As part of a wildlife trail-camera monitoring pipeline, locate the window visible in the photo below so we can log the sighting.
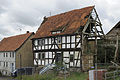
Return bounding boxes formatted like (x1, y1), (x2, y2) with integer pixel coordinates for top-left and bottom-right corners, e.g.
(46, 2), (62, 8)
(6, 62), (8, 67)
(70, 55), (74, 62)
(84, 15), (89, 19)
(12, 52), (14, 58)
(39, 39), (45, 46)
(42, 53), (45, 59)
(67, 36), (70, 43)
(34, 40), (38, 46)
(38, 53), (41, 59)
(52, 32), (56, 34)
(12, 63), (14, 67)
(10, 52), (11, 57)
(3, 62), (5, 67)
(6, 53), (8, 57)
(51, 31), (62, 34)
(38, 53), (45, 59)
(5, 71), (7, 75)
(57, 37), (61, 44)
(3, 53), (5, 57)
(35, 53), (37, 58)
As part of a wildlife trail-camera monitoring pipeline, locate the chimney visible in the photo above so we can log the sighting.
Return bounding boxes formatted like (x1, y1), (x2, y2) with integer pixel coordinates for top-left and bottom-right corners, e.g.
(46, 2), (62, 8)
(26, 31), (29, 33)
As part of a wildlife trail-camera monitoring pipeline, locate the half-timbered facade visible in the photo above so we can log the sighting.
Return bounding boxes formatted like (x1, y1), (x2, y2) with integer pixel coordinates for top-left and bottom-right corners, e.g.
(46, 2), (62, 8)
(32, 6), (104, 71)
(0, 32), (34, 75)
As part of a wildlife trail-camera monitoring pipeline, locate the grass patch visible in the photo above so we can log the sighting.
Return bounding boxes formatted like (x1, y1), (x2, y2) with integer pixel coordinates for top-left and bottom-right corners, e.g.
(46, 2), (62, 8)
(66, 72), (88, 80)
(16, 72), (88, 80)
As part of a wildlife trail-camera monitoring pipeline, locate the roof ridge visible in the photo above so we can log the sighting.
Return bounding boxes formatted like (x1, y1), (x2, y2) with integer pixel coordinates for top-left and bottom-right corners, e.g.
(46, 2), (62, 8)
(0, 32), (34, 51)
(4, 32), (33, 39)
(46, 6), (94, 18)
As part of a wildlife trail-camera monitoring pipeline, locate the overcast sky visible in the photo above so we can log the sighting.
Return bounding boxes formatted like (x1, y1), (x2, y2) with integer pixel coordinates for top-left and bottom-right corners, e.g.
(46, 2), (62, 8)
(0, 0), (120, 40)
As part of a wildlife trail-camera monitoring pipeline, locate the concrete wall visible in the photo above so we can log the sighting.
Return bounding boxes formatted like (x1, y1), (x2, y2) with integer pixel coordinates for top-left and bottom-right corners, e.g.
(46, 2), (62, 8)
(15, 34), (34, 69)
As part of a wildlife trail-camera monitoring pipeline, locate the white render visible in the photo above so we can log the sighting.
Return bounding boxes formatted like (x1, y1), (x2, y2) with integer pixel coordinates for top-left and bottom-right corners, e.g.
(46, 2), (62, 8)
(0, 51), (15, 76)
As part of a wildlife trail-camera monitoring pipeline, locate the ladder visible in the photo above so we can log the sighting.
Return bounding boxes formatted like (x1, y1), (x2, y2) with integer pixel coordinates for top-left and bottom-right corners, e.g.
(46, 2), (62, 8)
(39, 64), (56, 74)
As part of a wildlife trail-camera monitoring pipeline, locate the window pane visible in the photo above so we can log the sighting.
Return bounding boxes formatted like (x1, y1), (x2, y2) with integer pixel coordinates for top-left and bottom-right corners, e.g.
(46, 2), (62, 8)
(38, 53), (41, 59)
(12, 52), (14, 58)
(3, 53), (5, 57)
(42, 53), (45, 59)
(67, 36), (70, 43)
(34, 40), (38, 46)
(6, 53), (8, 57)
(70, 55), (74, 62)
(62, 37), (65, 43)
(10, 52), (11, 57)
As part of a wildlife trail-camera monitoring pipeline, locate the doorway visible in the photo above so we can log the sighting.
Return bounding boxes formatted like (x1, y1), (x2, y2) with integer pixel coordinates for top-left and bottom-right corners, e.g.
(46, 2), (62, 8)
(55, 52), (63, 63)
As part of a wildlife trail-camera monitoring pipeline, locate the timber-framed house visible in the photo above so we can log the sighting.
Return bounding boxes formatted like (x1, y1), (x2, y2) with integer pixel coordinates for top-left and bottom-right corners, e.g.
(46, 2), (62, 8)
(32, 6), (105, 71)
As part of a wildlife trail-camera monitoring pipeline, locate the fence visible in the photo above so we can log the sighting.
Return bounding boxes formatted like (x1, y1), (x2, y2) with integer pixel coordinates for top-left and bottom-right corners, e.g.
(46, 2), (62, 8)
(105, 70), (120, 80)
(94, 63), (120, 80)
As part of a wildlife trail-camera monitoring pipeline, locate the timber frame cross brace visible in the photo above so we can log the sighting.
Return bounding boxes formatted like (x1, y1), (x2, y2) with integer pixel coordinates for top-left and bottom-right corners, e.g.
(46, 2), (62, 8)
(80, 8), (105, 70)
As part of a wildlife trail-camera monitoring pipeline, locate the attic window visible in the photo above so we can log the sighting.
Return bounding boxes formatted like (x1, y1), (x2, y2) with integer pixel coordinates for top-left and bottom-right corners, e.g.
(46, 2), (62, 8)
(84, 15), (89, 19)
(51, 24), (67, 34)
(51, 30), (62, 34)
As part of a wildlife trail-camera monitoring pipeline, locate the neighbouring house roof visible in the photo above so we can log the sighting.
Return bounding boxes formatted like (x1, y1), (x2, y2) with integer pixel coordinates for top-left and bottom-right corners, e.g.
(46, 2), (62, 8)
(0, 32), (34, 52)
(107, 21), (120, 35)
(33, 6), (94, 39)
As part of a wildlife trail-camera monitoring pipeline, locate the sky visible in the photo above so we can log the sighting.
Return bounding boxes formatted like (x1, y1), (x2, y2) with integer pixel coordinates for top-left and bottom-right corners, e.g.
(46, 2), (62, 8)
(0, 0), (120, 40)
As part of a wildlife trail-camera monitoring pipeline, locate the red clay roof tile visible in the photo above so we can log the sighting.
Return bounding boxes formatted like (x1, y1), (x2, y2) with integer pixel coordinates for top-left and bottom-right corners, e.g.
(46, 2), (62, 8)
(33, 6), (94, 39)
(0, 32), (33, 51)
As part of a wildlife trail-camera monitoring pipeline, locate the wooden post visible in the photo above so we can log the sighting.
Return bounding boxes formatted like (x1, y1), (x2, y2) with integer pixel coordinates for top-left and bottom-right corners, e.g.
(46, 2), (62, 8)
(114, 32), (119, 62)
(94, 8), (98, 64)
(81, 34), (84, 71)
(105, 47), (107, 64)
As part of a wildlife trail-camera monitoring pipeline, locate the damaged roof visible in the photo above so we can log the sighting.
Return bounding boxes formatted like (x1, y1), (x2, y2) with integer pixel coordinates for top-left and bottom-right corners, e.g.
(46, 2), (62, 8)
(33, 6), (94, 39)
(107, 21), (120, 35)
(0, 32), (34, 52)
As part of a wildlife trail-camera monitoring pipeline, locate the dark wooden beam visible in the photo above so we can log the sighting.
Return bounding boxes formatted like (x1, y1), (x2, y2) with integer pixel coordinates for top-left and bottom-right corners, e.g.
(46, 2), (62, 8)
(33, 48), (81, 52)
